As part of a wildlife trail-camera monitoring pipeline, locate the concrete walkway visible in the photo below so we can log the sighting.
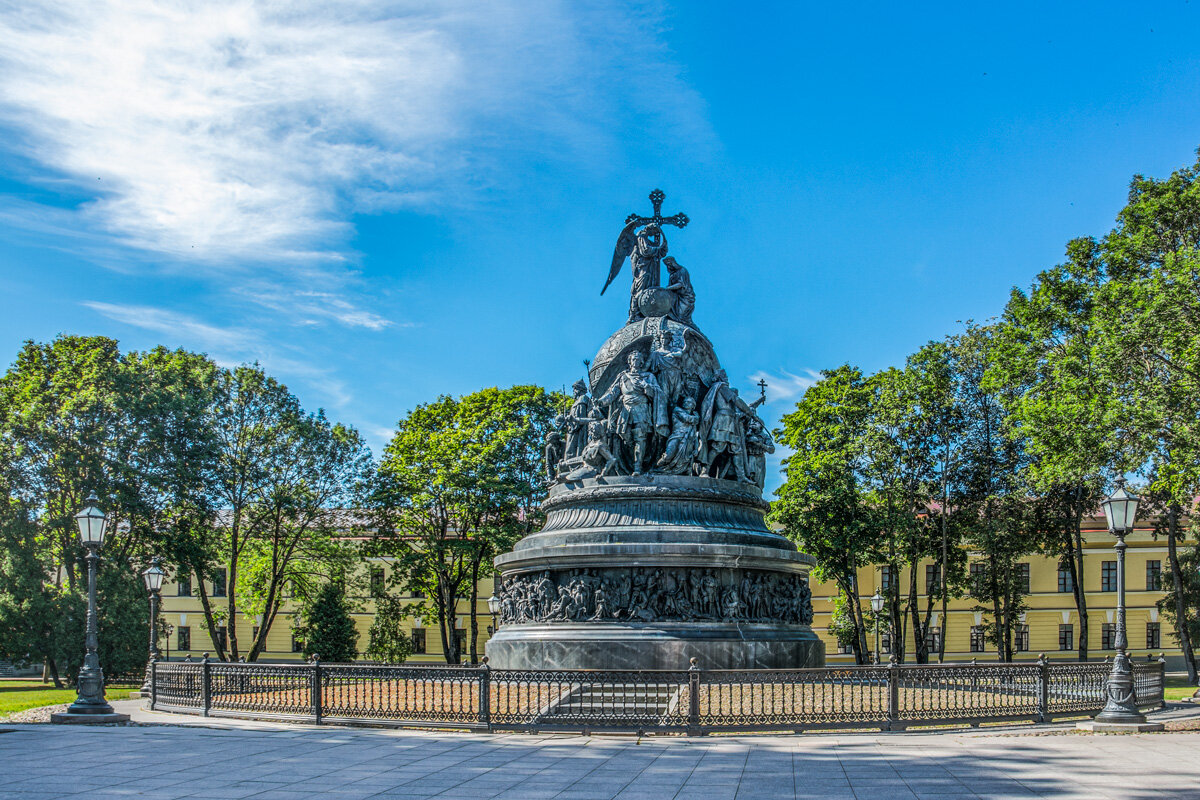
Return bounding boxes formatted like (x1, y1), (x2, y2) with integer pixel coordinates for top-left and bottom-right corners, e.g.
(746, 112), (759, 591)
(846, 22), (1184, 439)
(0, 702), (1197, 799)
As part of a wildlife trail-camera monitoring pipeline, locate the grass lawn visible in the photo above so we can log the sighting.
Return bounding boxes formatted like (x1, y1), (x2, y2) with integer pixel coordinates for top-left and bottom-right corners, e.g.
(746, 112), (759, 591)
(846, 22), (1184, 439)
(0, 679), (137, 718)
(1165, 676), (1198, 702)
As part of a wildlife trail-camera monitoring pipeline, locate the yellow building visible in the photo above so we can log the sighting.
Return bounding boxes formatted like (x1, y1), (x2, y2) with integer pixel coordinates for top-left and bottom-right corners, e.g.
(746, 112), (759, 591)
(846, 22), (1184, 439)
(813, 515), (1189, 670)
(158, 513), (1191, 669)
(157, 561), (499, 665)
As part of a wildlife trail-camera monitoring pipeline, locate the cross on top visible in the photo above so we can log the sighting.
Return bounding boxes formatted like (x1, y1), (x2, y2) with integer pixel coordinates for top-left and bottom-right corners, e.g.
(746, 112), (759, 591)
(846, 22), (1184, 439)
(625, 188), (689, 229)
(757, 378), (768, 403)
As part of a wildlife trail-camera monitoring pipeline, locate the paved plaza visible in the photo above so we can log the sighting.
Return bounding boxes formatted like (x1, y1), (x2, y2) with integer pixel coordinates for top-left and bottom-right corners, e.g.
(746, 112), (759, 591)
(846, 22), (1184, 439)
(0, 702), (1198, 800)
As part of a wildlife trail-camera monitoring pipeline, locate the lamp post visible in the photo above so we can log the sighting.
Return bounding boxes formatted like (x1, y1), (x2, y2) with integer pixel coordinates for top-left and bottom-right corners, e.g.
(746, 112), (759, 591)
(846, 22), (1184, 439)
(870, 590), (884, 665)
(51, 492), (130, 724)
(486, 592), (500, 628)
(140, 557), (166, 696)
(1093, 478), (1155, 727)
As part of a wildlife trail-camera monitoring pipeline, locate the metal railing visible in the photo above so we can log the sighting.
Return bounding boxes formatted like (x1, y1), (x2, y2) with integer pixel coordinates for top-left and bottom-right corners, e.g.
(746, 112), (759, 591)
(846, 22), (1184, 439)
(149, 654), (1166, 734)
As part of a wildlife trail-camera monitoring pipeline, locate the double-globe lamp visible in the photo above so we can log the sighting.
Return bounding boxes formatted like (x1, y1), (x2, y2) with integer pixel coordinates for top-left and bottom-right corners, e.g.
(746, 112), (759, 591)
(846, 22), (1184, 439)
(1094, 478), (1150, 726)
(870, 590), (884, 665)
(51, 492), (130, 723)
(140, 557), (166, 695)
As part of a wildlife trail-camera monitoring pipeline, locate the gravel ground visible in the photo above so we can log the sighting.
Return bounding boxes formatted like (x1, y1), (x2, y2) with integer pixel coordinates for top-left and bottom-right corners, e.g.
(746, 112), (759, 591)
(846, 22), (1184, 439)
(0, 702), (68, 723)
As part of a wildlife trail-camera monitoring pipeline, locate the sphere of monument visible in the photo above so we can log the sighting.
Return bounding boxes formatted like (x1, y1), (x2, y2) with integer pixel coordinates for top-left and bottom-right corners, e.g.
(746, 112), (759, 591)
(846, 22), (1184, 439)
(636, 287), (674, 318)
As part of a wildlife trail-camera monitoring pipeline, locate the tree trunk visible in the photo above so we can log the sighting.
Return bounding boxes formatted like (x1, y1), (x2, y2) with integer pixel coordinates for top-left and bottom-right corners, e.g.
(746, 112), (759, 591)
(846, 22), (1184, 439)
(909, 559), (927, 663)
(467, 554), (481, 665)
(194, 572), (227, 661)
(843, 575), (870, 665)
(988, 553), (1005, 661)
(45, 659), (63, 689)
(1166, 504), (1198, 683)
(1070, 520), (1087, 661)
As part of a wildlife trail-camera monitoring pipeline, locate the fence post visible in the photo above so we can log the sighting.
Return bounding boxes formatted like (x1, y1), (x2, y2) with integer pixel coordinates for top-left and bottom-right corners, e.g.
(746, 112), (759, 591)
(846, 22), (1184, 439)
(478, 656), (492, 732)
(1036, 653), (1049, 723)
(201, 653), (211, 717)
(886, 655), (899, 732)
(311, 655), (323, 724)
(687, 657), (701, 736)
(149, 657), (158, 710)
(1157, 653), (1167, 709)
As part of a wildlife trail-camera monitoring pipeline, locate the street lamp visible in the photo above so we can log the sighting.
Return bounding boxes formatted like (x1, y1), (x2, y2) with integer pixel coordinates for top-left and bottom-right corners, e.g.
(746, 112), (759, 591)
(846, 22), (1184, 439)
(870, 590), (884, 665)
(140, 557), (166, 695)
(1094, 478), (1150, 726)
(51, 492), (130, 724)
(487, 593), (500, 628)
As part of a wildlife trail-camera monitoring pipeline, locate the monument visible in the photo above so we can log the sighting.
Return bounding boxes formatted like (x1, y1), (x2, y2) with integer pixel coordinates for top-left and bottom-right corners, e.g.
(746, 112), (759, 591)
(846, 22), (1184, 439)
(486, 190), (824, 670)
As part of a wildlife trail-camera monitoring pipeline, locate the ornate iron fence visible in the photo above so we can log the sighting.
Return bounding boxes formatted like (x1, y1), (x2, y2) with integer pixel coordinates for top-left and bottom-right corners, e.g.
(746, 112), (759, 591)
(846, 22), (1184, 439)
(149, 654), (1166, 734)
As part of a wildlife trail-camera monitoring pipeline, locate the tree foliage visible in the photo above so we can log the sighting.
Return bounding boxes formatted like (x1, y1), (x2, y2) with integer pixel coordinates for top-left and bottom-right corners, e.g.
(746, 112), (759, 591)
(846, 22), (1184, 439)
(298, 582), (359, 663)
(372, 385), (562, 663)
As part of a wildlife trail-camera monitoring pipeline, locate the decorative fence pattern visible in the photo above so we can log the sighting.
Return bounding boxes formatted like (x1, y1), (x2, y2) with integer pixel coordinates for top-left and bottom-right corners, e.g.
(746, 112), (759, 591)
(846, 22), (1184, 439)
(150, 656), (1165, 734)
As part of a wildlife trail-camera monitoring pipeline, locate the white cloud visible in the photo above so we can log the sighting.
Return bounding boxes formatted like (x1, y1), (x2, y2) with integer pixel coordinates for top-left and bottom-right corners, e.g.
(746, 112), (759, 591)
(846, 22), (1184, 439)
(0, 1), (708, 281)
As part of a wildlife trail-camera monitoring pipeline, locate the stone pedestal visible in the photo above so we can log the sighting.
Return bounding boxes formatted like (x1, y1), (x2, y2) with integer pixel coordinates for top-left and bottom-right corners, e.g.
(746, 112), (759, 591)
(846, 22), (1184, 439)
(487, 475), (825, 670)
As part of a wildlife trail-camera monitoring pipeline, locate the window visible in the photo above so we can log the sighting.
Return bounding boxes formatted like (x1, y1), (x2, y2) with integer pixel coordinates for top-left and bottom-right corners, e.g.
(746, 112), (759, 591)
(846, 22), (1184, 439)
(1057, 564), (1074, 593)
(216, 625), (228, 651)
(970, 626), (986, 653)
(1146, 561), (1162, 591)
(925, 627), (942, 654)
(969, 562), (986, 591)
(1101, 561), (1117, 592)
(1015, 625), (1030, 652)
(212, 567), (227, 597)
(1147, 622), (1161, 650)
(881, 632), (892, 654)
(880, 566), (893, 593)
(411, 629), (426, 654)
(454, 630), (467, 656)
(1059, 624), (1073, 652)
(925, 564), (942, 595)
(1101, 623), (1116, 650)
(1016, 563), (1030, 594)
(836, 641), (854, 655)
(178, 626), (191, 651)
(291, 632), (304, 653)
(177, 572), (192, 597)
(370, 566), (385, 597)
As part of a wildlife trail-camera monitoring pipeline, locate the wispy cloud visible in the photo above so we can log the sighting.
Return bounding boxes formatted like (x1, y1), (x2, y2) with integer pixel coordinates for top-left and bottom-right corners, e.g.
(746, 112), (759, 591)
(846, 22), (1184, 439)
(747, 368), (822, 406)
(83, 301), (247, 352)
(84, 300), (356, 410)
(0, 1), (708, 305)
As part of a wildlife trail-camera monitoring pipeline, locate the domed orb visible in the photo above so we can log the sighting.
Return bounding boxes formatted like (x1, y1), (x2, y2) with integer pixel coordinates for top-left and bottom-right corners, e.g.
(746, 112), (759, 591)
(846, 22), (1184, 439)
(636, 287), (674, 318)
(588, 316), (721, 402)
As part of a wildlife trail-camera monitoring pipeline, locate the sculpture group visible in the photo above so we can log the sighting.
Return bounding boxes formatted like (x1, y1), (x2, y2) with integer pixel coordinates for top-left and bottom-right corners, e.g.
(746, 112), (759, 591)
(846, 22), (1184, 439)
(488, 189), (823, 671)
(495, 567), (813, 626)
(547, 191), (775, 486)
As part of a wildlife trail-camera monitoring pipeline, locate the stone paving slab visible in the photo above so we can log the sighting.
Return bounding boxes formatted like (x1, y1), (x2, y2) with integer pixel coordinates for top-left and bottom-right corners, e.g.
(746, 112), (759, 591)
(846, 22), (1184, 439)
(1, 702), (1199, 799)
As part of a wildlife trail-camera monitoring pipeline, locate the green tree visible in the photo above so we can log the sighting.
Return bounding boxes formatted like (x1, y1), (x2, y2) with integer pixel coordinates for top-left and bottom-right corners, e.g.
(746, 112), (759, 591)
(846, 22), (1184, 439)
(954, 324), (1037, 662)
(773, 365), (878, 664)
(990, 239), (1114, 660)
(365, 594), (413, 663)
(1088, 153), (1200, 681)
(298, 582), (359, 663)
(372, 386), (561, 664)
(0, 337), (219, 679)
(199, 365), (371, 661)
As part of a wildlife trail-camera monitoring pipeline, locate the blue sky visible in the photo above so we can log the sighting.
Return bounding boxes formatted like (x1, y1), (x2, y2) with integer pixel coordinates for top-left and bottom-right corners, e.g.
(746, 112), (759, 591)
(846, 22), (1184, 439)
(2, 1), (1199, 491)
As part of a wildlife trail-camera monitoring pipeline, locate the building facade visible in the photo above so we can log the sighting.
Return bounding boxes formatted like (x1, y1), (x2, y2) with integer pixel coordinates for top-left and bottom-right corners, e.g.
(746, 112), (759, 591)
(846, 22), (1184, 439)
(157, 515), (1191, 669)
(814, 517), (1188, 670)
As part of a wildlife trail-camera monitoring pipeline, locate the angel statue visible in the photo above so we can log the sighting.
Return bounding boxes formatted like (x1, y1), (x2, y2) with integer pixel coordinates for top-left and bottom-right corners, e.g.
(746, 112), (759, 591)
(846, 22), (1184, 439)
(601, 189), (689, 324)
